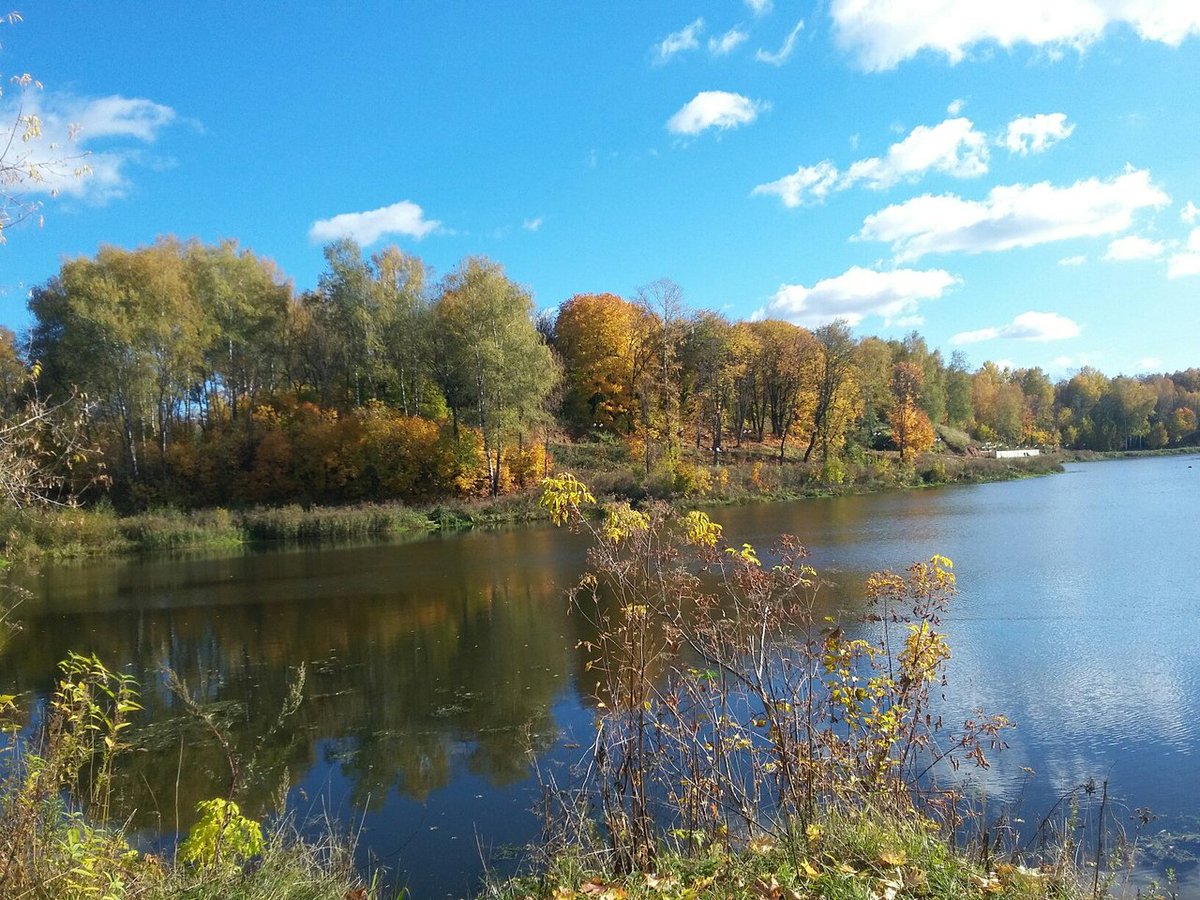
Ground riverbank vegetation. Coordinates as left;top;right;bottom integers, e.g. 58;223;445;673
473;477;1154;900
0;652;376;900
0;237;1193;530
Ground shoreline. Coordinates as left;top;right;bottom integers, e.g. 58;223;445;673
8;447;1197;565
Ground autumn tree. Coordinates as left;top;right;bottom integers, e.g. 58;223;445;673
680;311;745;464
890;361;934;461
898;332;947;427
553;292;640;433
854;336;896;447
746;320;821;462
433;257;559;496
804;321;861;463
632;279;687;472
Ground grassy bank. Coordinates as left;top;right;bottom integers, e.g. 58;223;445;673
0;451;1065;562
484;814;1086;900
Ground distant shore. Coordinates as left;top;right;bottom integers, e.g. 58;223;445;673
0;449;1087;564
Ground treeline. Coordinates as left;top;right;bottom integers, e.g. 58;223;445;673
9;236;1199;510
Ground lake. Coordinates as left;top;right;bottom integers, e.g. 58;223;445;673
4;454;1200;897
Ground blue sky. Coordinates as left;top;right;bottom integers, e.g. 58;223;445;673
3;1;1199;376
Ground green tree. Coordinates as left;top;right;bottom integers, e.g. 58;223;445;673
29;239;210;480
433;257;559;496
186;240;291;423
945;351;973;429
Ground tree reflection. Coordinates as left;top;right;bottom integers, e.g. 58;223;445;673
3;534;582;828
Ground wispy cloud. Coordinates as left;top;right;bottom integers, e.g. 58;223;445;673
1182;201;1200;224
753;117;989;207
654;18;704;64
831;0;1200;71
756;19;805;65
4;91;178;203
667;91;767;136
709;27;749;56
859;168;1170;262
1059;255;1087;266
753;265;959;328
744;0;772;17
1005;113;1075;155
1167;227;1200;278
951;311;1081;345
309;200;442;245
752;161;841;207
522;217;543;232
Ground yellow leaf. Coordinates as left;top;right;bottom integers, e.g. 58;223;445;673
877;848;907;867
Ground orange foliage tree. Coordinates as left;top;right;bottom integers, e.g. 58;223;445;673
890;361;935;461
554;293;641;434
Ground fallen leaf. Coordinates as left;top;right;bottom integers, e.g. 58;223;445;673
877;848;907;867
645;873;678;891
749;835;777;854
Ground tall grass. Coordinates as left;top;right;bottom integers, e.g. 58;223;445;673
0;654;379;900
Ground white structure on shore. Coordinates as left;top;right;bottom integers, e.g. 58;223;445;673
988;448;1041;458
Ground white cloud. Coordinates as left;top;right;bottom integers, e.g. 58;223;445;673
951;311;1081;345
751;161;840;207
1167;227;1200;278
667;91;767;136
753;265;959;328
745;0;772;16
1059;255;1087;266
860;168;1170;262
1005;113;1075;154
522;217;543;232
655;18;704;64
756;19;805;65
1136;356;1163;371
947;98;966;115
753;116;988;208
709;27;749;56
831;0;1200;72
4;92;177;203
1104;234;1165;261
1182;200;1200;224
844;116;989;187
309;200;442;245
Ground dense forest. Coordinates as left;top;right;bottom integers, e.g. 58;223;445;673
6;236;1198;511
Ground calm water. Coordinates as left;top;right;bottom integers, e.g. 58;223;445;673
4;455;1200;897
